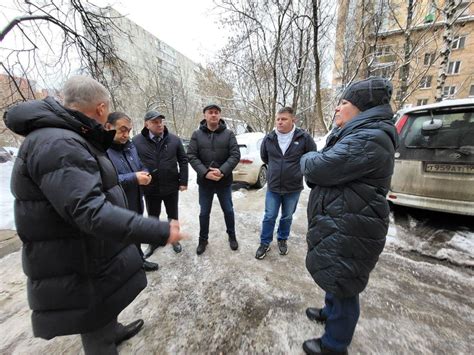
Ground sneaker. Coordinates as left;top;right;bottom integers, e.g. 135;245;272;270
229;235;238;251
196;239;208;255
142;260;159;272
172;242;182;253
255;244;270;260
278;239;288;255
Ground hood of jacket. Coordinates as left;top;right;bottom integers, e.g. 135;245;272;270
327;104;398;150
4;96;115;151
198;118;227;134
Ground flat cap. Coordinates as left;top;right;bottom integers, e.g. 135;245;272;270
144;110;165;121
202;104;221;113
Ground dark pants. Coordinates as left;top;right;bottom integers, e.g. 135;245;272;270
81;318;120;355
321;292;360;352
145;191;179;220
198;185;235;239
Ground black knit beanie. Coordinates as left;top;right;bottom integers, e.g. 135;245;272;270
342;77;393;112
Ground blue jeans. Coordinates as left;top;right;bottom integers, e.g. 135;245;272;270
321;292;360;352
259;190;301;245
198;185;235;239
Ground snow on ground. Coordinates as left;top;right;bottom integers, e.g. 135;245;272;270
1;159;473;353
0;161;15;230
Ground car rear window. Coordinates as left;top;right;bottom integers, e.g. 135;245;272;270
404;109;474;149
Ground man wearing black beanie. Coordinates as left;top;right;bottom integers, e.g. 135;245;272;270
300;77;398;354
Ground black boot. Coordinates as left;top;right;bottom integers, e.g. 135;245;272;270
229;235;238;250
303;338;348;355
196;239;208;255
115;319;144;345
306;307;327;323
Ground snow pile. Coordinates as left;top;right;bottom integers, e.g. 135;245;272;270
0;161;15;230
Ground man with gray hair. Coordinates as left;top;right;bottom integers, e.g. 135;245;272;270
4;75;185;354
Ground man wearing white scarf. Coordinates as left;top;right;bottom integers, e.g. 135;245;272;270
255;107;316;260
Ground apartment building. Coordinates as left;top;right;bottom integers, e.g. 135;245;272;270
333;0;474;109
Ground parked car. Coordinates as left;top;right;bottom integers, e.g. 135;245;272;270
0;147;14;163
387;98;474;216
232;132;267;188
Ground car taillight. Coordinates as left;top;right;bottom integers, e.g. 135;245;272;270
240;158;253;164
395;114;408;134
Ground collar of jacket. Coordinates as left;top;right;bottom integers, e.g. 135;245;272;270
140;125;169;141
267;127;305;140
109;140;132;151
4;96;114;151
199;118;226;133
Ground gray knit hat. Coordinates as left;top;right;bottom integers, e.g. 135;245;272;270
342;77;393;112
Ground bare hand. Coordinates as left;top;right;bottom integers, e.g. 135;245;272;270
179;185;188;191
167;219;188;245
205;168;223;181
136;171;152;185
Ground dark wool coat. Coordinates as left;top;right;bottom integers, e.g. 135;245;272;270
187;119;240;187
107;141;146;214
300;104;398;298
132;126;188;197
4;97;170;339
261;128;316;194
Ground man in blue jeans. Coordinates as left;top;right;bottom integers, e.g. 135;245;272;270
255;107;316;259
187;104;241;255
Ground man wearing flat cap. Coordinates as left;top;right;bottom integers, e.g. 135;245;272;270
300;77;398;355
187;104;241;255
133;110;188;258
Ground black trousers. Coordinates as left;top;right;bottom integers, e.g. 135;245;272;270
81;318;119;355
145;191;179;220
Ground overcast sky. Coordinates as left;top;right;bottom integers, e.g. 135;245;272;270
96;0;228;64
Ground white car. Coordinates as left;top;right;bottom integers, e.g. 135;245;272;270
232;132;267;188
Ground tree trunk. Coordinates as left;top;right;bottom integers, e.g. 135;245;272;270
312;0;327;135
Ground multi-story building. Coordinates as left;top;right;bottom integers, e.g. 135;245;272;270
94;7;203;138
332;0;474;109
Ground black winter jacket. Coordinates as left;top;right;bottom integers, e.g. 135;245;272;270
132;126;188;197
4;97;170;339
261;127;316;193
107;141;145;214
300;105;398;298
187;119;240;187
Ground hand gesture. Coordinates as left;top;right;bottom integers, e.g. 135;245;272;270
179;185;188;192
205;168;223;181
136;171;152;185
167;219;188;244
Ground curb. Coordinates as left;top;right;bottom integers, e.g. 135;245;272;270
0;230;21;258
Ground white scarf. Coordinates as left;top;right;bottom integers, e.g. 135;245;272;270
275;125;296;155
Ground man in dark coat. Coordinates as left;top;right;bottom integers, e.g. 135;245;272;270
4;76;184;354
187;104;241;255
255;107;316;260
300;77;398;355
105;111;159;272
132;111;188;257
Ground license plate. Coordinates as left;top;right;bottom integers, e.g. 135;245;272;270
425;163;474;174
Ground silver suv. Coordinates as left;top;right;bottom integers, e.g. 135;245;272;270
388;99;474;216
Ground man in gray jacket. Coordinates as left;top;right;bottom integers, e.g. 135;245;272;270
187;104;241;255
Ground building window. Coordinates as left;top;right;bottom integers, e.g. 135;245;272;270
469;84;474;97
442;85;456;97
452;35;466;50
419;75;433;88
456;1;471;18
447;61;461;74
371;65;393;78
424;53;435;66
374;45;392;57
417;99;428;106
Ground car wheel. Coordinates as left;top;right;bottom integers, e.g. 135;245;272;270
253;166;267;188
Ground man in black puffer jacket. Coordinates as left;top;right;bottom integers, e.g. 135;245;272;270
187;104;240;255
300;77;398;355
4;76;184;354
